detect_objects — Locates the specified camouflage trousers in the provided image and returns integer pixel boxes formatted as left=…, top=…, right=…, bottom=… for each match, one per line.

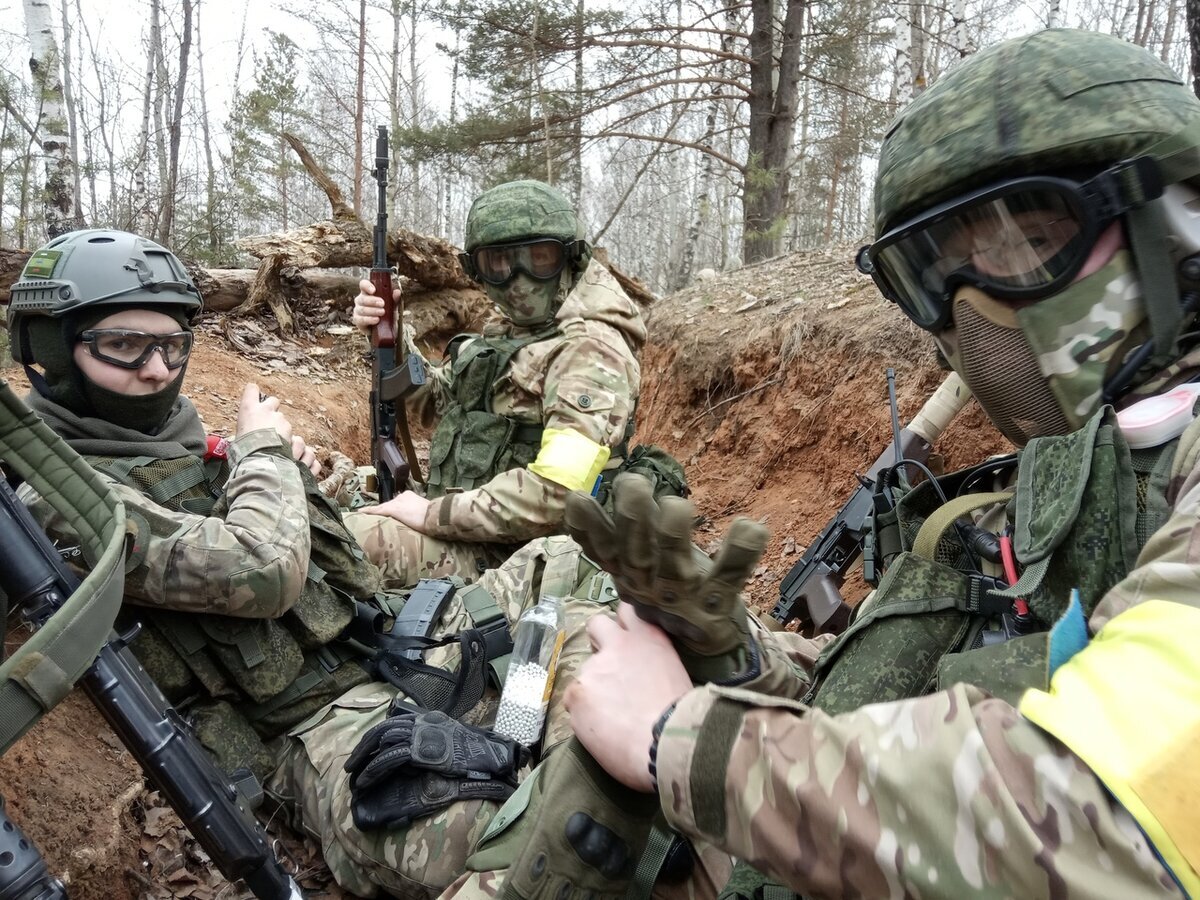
left=345, top=510, right=511, bottom=589
left=264, top=537, right=623, bottom=900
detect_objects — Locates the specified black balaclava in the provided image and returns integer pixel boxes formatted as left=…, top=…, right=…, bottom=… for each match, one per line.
left=25, top=303, right=193, bottom=433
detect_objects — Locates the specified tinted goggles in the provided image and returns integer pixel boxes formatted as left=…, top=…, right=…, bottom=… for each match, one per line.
left=459, top=239, right=583, bottom=286
left=79, top=329, right=193, bottom=370
left=858, top=159, right=1163, bottom=330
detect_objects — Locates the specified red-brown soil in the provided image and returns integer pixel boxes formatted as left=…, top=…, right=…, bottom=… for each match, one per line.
left=0, top=246, right=1009, bottom=898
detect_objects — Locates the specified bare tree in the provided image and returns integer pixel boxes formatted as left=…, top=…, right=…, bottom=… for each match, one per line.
left=58, top=0, right=82, bottom=223
left=1048, top=0, right=1063, bottom=27
left=135, top=0, right=159, bottom=235
left=1189, top=0, right=1200, bottom=97
left=742, top=0, right=807, bottom=262
left=161, top=0, right=192, bottom=245
left=195, top=0, right=219, bottom=255
left=23, top=0, right=79, bottom=237
left=354, top=0, right=366, bottom=216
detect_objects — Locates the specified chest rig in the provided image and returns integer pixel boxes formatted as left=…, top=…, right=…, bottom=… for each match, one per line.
left=90, top=451, right=381, bottom=777
left=425, top=326, right=558, bottom=498
left=719, top=407, right=1178, bottom=900
left=807, top=407, right=1170, bottom=713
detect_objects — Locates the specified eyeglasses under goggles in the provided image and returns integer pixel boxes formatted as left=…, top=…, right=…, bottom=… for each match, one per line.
left=857, top=157, right=1164, bottom=330
left=79, top=329, right=194, bottom=370
left=459, top=238, right=586, bottom=286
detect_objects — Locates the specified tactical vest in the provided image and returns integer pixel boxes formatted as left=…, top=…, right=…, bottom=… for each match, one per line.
left=425, top=326, right=560, bottom=498
left=720, top=407, right=1177, bottom=900
left=88, top=450, right=390, bottom=779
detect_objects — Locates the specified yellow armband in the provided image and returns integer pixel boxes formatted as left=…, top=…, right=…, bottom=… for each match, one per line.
left=1019, top=600, right=1200, bottom=894
left=527, top=428, right=611, bottom=492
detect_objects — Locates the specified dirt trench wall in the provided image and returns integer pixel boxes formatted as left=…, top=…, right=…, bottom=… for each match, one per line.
left=628, top=250, right=1010, bottom=609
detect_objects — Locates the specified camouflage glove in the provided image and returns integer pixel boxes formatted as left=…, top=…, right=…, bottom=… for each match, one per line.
left=344, top=709, right=528, bottom=831
left=565, top=472, right=768, bottom=682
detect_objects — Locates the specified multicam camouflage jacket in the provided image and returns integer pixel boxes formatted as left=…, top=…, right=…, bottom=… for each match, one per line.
left=409, top=258, right=646, bottom=544
left=654, top=404, right=1197, bottom=899
left=18, top=393, right=390, bottom=773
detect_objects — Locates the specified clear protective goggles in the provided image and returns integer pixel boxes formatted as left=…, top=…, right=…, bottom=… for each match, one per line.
left=459, top=238, right=584, bottom=286
left=857, top=159, right=1163, bottom=330
left=79, top=329, right=193, bottom=370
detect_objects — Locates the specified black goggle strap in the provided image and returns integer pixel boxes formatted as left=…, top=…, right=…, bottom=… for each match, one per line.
left=1122, top=133, right=1200, bottom=368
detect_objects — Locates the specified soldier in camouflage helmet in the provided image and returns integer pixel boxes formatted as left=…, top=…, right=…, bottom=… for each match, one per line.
left=555, top=29, right=1200, bottom=900
left=348, top=179, right=668, bottom=588
left=6, top=229, right=660, bottom=900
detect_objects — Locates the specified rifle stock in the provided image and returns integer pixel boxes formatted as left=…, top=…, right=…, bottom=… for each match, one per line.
left=766, top=373, right=971, bottom=633
left=369, top=125, right=425, bottom=501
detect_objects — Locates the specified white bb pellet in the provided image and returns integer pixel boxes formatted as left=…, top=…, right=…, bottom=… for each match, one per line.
left=494, top=661, right=551, bottom=745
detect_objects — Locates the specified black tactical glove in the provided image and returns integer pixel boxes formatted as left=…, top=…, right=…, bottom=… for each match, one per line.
left=565, top=472, right=768, bottom=682
left=344, top=709, right=529, bottom=831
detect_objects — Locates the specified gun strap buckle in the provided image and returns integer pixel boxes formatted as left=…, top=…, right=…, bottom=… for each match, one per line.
left=962, top=575, right=1014, bottom=618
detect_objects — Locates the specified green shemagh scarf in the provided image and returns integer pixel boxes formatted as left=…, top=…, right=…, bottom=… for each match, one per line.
left=25, top=390, right=208, bottom=460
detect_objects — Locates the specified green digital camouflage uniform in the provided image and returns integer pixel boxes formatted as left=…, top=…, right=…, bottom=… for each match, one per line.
left=348, top=258, right=646, bottom=586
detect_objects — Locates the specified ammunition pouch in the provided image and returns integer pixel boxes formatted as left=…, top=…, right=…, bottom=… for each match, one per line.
left=426, top=328, right=559, bottom=497
left=594, top=443, right=689, bottom=512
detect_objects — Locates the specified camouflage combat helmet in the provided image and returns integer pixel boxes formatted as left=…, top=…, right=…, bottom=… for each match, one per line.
left=874, top=28, right=1200, bottom=234
left=463, top=180, right=583, bottom=251
left=8, top=229, right=202, bottom=430
left=8, top=229, right=202, bottom=364
left=863, top=30, right=1200, bottom=446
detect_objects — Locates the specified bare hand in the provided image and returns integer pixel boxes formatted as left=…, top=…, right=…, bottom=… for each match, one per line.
left=565, top=602, right=692, bottom=793
left=291, top=435, right=322, bottom=477
left=235, top=383, right=294, bottom=445
left=359, top=490, right=431, bottom=531
left=351, top=278, right=402, bottom=333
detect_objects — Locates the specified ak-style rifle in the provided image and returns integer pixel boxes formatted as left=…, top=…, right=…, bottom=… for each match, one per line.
left=369, top=124, right=426, bottom=501
left=766, top=372, right=971, bottom=634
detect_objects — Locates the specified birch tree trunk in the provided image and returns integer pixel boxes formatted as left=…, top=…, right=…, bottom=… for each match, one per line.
left=24, top=0, right=79, bottom=238
left=892, top=6, right=913, bottom=106
left=951, top=0, right=970, bottom=57
left=910, top=2, right=927, bottom=95
left=1047, top=0, right=1062, bottom=27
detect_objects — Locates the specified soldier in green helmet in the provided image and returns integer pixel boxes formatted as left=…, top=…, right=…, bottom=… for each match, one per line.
left=550, top=29, right=1200, bottom=900
left=4, top=228, right=663, bottom=899
left=348, top=180, right=681, bottom=588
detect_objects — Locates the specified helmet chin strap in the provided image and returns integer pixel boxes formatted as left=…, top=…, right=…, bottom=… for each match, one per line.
left=1103, top=289, right=1200, bottom=404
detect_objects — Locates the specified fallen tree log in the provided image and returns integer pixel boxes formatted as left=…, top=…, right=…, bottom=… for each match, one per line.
left=235, top=132, right=656, bottom=307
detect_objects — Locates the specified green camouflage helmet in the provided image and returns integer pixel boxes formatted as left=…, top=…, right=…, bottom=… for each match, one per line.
left=874, top=29, right=1200, bottom=234
left=463, top=180, right=583, bottom=251
left=8, top=229, right=202, bottom=364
